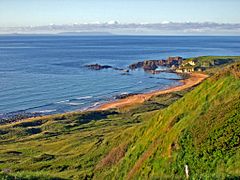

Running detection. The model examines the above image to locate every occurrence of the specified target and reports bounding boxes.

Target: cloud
[1,22,240,35]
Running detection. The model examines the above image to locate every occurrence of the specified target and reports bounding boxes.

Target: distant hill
[0,32,114,36]
[57,32,114,36]
[0,57,239,179]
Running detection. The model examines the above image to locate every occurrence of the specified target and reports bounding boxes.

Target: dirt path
[97,73,208,111]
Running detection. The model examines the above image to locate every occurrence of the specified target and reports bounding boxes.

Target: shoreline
[96,72,208,111]
[0,72,208,125]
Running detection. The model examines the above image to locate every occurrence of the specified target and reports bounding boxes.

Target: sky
[0,0,240,34]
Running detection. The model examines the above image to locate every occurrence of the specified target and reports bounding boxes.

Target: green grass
[106,62,240,179]
[0,91,185,179]
[185,56,240,67]
[0,57,239,179]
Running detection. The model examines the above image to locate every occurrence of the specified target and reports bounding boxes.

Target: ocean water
[0,36,240,116]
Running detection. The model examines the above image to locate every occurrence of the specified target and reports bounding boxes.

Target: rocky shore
[129,56,183,71]
[0,111,44,125]
[85,56,183,73]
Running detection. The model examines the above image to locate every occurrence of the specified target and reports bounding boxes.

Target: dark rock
[129,57,183,71]
[167,56,183,65]
[129,61,144,70]
[120,72,131,75]
[143,61,158,70]
[129,60,162,71]
[113,67,124,71]
[85,64,112,70]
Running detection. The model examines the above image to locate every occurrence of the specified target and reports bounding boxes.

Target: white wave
[92,102,100,107]
[80,107,89,111]
[75,96,93,100]
[120,92,129,95]
[56,99,70,103]
[65,102,85,106]
[34,109,57,113]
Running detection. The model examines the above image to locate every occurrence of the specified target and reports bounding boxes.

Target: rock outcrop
[85,64,112,70]
[85,64,130,73]
[129,60,165,71]
[129,57,183,71]
[85,57,183,72]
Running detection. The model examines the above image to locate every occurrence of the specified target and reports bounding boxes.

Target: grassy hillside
[105,62,240,179]
[0,90,188,179]
[185,56,240,68]
[0,60,239,179]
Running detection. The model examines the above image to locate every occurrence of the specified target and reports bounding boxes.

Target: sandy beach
[97,72,208,110]
[1,72,208,125]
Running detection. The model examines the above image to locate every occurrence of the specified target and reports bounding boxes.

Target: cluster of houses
[168,57,206,73]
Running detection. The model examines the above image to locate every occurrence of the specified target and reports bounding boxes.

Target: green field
[0,56,239,179]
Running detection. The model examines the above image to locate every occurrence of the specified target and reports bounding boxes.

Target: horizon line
[1,21,240,35]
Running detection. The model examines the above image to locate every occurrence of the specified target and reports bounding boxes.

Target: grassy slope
[104,62,240,179]
[0,92,185,179]
[184,56,240,68]
[0,57,239,179]
[0,111,142,179]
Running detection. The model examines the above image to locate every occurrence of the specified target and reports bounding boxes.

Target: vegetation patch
[13,119,47,128]
[4,151,22,155]
[96,143,128,169]
[32,154,55,162]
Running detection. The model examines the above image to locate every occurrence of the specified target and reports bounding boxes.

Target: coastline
[96,72,208,111]
[0,72,208,125]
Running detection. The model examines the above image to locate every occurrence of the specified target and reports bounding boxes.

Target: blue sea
[0,36,240,117]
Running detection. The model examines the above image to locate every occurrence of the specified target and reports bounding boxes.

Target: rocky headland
[129,56,183,71]
[85,57,183,73]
